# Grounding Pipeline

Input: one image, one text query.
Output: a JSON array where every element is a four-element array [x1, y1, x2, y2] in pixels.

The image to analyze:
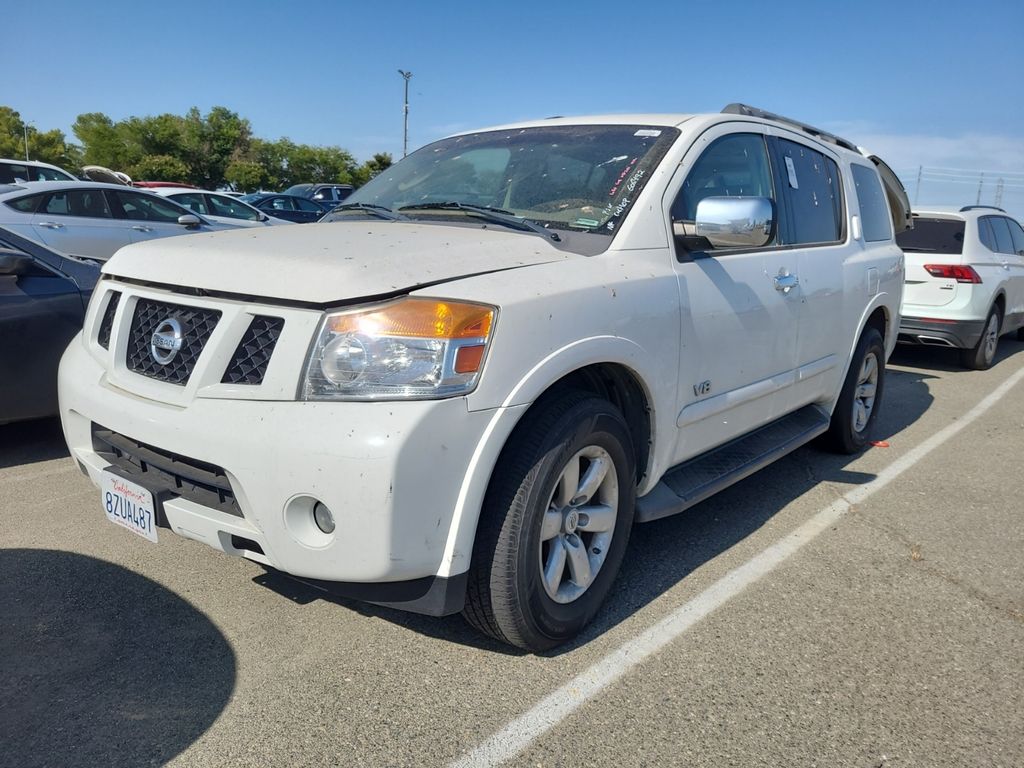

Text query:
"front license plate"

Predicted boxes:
[[100, 470, 158, 543]]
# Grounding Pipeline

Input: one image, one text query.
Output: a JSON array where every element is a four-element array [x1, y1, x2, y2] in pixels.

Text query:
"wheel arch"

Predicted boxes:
[[441, 339, 664, 579]]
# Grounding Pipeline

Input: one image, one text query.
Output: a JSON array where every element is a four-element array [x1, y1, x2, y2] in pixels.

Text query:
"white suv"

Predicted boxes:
[[897, 206, 1024, 369], [59, 105, 908, 651]]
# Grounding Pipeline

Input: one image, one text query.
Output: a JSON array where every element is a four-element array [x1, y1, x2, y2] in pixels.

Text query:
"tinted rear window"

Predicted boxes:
[[851, 164, 892, 242], [896, 217, 964, 254]]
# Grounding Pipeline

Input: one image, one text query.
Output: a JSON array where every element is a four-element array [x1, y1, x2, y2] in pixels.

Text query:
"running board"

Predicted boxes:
[[635, 405, 830, 523]]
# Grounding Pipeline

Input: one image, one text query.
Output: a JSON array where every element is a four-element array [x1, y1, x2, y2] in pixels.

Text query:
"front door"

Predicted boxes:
[[30, 188, 132, 260], [668, 126, 801, 463]]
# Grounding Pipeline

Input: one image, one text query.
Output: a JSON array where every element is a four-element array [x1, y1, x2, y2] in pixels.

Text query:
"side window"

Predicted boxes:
[[986, 216, 1014, 254], [776, 139, 842, 245], [33, 166, 73, 181], [112, 191, 188, 223], [851, 164, 892, 242], [6, 193, 45, 213], [171, 193, 209, 215], [208, 194, 259, 220], [670, 133, 775, 228], [1005, 218, 1024, 256], [269, 197, 291, 211], [977, 217, 997, 251], [2, 164, 32, 183], [43, 192, 70, 215], [294, 197, 322, 212]]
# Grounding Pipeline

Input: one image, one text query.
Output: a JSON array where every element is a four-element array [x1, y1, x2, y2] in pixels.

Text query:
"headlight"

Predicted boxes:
[[301, 297, 496, 400]]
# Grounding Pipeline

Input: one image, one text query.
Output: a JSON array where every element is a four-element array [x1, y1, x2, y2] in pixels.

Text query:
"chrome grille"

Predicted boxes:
[[126, 299, 221, 385]]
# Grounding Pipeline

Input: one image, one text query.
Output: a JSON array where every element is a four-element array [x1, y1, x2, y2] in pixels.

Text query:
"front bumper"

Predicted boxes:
[[59, 335, 503, 615], [898, 316, 985, 350]]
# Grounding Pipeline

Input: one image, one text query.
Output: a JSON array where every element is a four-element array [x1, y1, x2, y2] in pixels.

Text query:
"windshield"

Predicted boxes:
[[343, 124, 679, 235]]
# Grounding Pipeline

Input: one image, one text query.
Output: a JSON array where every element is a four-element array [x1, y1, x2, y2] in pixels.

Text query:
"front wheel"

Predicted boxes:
[[823, 327, 886, 454], [463, 391, 636, 652]]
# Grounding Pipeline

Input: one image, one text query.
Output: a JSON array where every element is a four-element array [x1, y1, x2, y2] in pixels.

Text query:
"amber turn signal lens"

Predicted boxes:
[[454, 344, 486, 374], [327, 298, 494, 339]]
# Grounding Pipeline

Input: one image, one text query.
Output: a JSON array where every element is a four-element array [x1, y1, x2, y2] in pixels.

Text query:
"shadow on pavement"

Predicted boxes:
[[253, 362, 941, 655], [0, 549, 236, 767], [890, 334, 1024, 373], [0, 417, 69, 470]]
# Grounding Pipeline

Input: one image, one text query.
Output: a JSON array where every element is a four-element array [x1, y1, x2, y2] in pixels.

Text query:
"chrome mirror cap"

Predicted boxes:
[[694, 196, 774, 249]]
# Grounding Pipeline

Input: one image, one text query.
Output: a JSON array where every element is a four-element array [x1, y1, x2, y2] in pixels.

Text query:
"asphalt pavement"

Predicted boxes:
[[1, 339, 1022, 768]]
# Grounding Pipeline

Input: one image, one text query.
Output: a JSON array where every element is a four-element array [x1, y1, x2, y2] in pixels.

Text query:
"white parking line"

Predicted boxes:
[[448, 362, 1024, 768]]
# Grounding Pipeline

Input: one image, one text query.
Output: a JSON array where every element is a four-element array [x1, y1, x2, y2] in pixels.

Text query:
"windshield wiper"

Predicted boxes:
[[398, 202, 561, 242], [323, 202, 407, 221]]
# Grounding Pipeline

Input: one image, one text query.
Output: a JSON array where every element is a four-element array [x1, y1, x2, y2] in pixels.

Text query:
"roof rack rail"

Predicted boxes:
[[959, 205, 1006, 213], [721, 103, 860, 153]]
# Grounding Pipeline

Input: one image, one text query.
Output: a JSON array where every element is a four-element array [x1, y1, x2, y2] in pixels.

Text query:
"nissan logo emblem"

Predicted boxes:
[[150, 317, 184, 365]]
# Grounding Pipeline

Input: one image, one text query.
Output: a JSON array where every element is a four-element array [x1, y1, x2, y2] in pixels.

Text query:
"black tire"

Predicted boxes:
[[960, 305, 1002, 370], [463, 390, 636, 652], [823, 327, 886, 455], [1017, 326, 1024, 342]]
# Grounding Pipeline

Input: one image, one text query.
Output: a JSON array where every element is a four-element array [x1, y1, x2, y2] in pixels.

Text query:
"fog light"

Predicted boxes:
[[313, 502, 336, 534]]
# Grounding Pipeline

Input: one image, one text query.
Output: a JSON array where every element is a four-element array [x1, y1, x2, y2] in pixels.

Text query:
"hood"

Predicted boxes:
[[102, 220, 572, 304]]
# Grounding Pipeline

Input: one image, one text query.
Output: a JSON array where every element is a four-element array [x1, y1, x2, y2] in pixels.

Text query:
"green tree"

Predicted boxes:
[[73, 112, 131, 169], [224, 159, 268, 192], [180, 106, 252, 188], [130, 154, 190, 182], [1, 106, 80, 170], [351, 152, 393, 186]]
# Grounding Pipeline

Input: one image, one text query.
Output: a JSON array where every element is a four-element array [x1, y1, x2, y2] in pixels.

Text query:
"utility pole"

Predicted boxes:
[[22, 121, 30, 161], [914, 165, 922, 206], [975, 171, 984, 206], [398, 70, 412, 158], [994, 177, 1004, 209]]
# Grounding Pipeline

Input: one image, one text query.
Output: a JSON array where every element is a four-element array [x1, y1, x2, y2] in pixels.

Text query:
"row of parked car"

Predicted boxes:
[[3, 106, 1024, 653], [0, 159, 357, 259]]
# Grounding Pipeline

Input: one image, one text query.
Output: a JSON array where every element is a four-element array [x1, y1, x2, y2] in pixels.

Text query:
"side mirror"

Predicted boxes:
[[0, 251, 35, 276], [178, 214, 202, 228], [694, 196, 774, 249]]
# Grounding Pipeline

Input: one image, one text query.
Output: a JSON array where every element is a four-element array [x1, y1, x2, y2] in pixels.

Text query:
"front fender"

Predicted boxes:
[[440, 336, 672, 578]]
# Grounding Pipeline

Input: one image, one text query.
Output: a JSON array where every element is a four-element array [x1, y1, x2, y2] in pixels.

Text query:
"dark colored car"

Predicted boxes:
[[283, 183, 354, 210], [239, 193, 330, 223], [0, 226, 100, 425]]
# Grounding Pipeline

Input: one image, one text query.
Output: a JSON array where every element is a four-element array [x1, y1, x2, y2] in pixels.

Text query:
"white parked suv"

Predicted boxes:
[[59, 105, 908, 651], [897, 206, 1024, 369]]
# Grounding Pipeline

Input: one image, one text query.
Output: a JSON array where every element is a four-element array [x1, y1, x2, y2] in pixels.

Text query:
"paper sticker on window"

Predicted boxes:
[[784, 156, 799, 189], [634, 129, 662, 137]]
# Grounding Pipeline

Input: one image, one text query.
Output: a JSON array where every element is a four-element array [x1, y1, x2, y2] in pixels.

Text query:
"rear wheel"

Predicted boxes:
[[960, 305, 1002, 370], [463, 391, 635, 652], [823, 327, 885, 454]]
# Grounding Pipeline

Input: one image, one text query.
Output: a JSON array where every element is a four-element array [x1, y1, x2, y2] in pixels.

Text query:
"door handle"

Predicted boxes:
[[773, 272, 799, 294], [131, 225, 153, 232], [38, 221, 64, 229]]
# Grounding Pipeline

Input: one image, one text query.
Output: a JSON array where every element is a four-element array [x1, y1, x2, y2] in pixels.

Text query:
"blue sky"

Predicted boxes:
[[8, 0, 1024, 214]]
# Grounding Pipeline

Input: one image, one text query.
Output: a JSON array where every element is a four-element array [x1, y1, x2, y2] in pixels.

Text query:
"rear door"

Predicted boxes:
[[293, 196, 325, 222], [996, 216, 1024, 328], [767, 132, 851, 409], [30, 188, 132, 259]]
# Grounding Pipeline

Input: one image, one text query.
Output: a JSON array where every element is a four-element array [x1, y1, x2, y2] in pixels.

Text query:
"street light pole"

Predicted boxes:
[[398, 69, 412, 158], [23, 122, 30, 161]]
